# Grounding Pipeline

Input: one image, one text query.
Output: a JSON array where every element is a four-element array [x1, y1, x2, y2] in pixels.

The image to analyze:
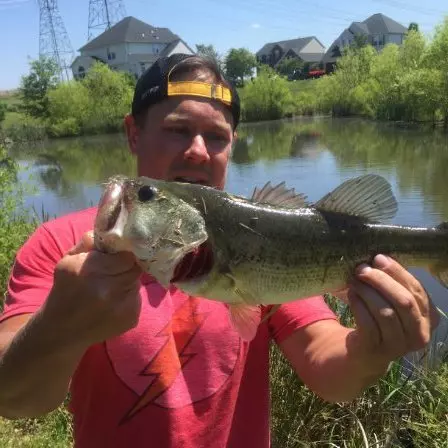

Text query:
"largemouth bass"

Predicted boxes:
[[94, 174, 448, 340]]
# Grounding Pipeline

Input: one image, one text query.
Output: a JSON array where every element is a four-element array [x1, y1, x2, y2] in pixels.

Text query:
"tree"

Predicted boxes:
[[399, 29, 426, 70], [224, 48, 257, 86], [408, 22, 419, 32], [19, 56, 60, 118], [196, 44, 223, 70], [275, 57, 304, 79], [350, 33, 369, 51], [424, 17, 448, 127]]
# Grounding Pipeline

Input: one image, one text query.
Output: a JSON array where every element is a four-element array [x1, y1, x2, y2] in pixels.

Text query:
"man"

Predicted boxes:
[[0, 54, 439, 447]]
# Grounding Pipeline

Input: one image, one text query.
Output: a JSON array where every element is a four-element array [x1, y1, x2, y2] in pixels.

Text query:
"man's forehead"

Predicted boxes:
[[162, 98, 234, 130]]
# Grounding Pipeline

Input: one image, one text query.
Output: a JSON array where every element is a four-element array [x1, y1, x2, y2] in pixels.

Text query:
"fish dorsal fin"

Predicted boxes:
[[314, 174, 398, 222], [251, 181, 308, 209]]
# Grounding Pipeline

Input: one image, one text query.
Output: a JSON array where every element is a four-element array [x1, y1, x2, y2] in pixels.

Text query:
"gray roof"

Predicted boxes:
[[256, 36, 324, 57], [363, 13, 408, 34], [79, 16, 179, 51], [350, 22, 369, 35]]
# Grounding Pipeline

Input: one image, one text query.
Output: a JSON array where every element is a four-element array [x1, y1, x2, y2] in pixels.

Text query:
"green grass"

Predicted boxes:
[[0, 408, 72, 448]]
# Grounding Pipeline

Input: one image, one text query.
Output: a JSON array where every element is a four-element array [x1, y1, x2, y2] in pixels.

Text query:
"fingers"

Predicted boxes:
[[347, 289, 381, 347], [83, 250, 140, 276], [350, 278, 407, 351], [372, 255, 430, 318], [62, 231, 141, 277], [353, 258, 432, 352], [68, 231, 95, 255]]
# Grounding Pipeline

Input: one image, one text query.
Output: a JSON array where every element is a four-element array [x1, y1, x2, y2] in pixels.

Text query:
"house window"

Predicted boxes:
[[78, 66, 85, 79], [107, 51, 116, 60], [373, 35, 383, 47]]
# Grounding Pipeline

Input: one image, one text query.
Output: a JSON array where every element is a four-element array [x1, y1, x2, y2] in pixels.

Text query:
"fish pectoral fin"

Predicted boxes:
[[314, 174, 398, 223], [228, 303, 261, 342], [260, 304, 281, 323], [250, 181, 309, 209]]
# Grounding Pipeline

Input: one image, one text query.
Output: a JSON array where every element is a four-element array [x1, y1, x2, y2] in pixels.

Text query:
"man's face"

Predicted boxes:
[[124, 95, 236, 190]]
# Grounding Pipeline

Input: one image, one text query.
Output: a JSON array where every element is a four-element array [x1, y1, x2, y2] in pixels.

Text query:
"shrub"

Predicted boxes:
[[240, 67, 294, 122]]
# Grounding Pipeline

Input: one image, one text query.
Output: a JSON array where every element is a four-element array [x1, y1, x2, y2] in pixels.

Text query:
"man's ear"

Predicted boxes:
[[124, 114, 139, 155]]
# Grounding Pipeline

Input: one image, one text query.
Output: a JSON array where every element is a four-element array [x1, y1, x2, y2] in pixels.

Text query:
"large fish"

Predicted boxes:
[[93, 174, 448, 340]]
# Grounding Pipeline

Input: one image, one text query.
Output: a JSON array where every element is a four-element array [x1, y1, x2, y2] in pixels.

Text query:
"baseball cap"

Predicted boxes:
[[131, 53, 240, 128]]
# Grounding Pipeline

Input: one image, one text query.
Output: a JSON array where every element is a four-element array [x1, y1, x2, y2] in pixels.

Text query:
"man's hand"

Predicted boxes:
[[279, 254, 440, 403], [346, 254, 440, 375], [41, 230, 143, 349], [0, 230, 143, 418]]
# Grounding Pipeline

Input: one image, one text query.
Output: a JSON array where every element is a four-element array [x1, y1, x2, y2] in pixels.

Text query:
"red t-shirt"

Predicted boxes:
[[1, 207, 337, 448]]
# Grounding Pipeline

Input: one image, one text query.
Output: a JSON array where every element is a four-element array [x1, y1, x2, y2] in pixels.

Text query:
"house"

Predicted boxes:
[[71, 16, 195, 80], [256, 36, 326, 73], [322, 13, 408, 73]]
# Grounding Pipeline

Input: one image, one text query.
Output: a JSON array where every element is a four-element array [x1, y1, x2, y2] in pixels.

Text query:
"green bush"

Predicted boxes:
[[3, 117, 47, 143], [48, 117, 82, 138], [0, 144, 36, 301], [46, 62, 133, 137], [240, 67, 294, 122]]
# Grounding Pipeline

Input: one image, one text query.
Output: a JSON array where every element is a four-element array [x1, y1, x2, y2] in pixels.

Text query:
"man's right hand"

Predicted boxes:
[[0, 231, 143, 418], [42, 231, 143, 349]]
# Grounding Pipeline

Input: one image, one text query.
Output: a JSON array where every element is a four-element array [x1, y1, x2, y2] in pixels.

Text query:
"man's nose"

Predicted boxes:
[[184, 135, 210, 164]]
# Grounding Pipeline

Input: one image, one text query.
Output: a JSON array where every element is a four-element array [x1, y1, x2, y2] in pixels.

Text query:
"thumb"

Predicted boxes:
[[67, 231, 95, 255]]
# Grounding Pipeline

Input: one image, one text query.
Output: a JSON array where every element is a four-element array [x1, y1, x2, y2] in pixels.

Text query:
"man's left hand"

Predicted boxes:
[[346, 254, 440, 374]]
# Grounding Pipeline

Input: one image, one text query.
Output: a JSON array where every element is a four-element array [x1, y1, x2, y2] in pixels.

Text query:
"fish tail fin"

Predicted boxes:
[[228, 304, 261, 341]]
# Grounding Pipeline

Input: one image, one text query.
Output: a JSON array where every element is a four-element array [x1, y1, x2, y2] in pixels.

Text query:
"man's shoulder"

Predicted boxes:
[[26, 206, 99, 256], [42, 206, 98, 234]]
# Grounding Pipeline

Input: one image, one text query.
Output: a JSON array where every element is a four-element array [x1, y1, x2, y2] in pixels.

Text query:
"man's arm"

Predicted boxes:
[[0, 311, 89, 419], [279, 255, 439, 403], [0, 232, 142, 419], [279, 320, 388, 403]]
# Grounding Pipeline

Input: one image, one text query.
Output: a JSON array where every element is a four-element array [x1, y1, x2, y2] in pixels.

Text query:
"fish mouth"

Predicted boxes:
[[172, 176, 209, 186], [94, 180, 131, 253], [96, 182, 124, 232]]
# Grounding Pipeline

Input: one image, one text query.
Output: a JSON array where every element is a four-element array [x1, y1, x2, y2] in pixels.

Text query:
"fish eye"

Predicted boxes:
[[138, 185, 156, 202]]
